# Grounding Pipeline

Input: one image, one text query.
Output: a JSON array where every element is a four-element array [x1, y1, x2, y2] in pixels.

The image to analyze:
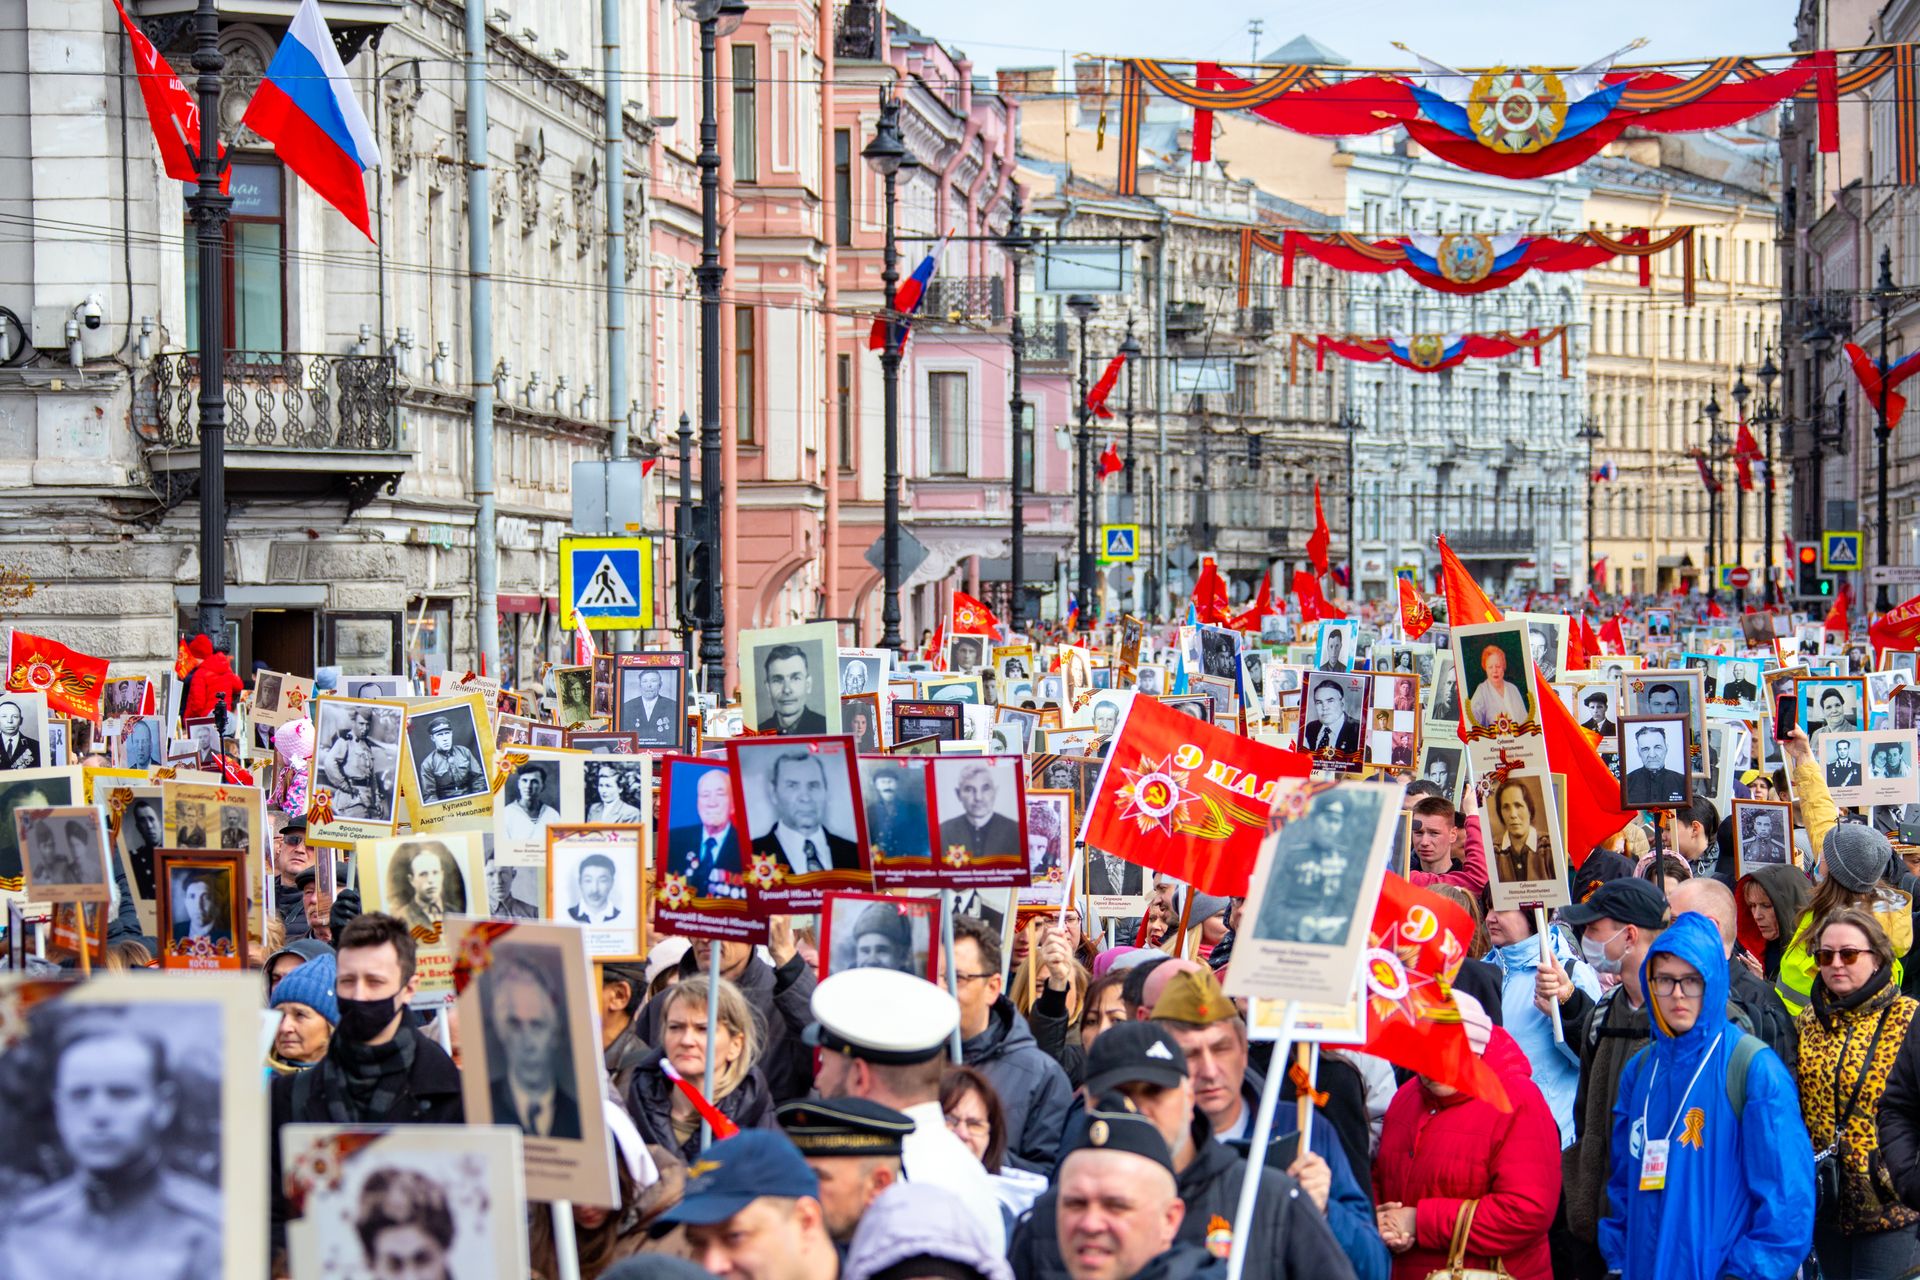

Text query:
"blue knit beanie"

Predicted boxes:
[[269, 951, 339, 1026]]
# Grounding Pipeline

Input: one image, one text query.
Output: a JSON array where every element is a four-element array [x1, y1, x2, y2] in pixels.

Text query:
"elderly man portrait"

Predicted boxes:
[[486, 954, 582, 1139], [750, 751, 859, 874], [938, 764, 1021, 861]]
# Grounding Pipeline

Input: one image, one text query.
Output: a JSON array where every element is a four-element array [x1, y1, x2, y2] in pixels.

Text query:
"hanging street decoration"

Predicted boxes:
[[1255, 226, 1696, 302], [1107, 42, 1920, 195], [1298, 327, 1571, 377], [1844, 342, 1920, 429]]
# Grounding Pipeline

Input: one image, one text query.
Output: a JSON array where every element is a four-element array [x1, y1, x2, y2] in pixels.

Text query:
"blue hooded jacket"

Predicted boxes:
[[1598, 912, 1814, 1280], [1490, 922, 1602, 1147]]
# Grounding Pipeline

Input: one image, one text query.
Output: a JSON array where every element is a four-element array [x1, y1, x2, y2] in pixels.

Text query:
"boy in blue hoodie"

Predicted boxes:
[[1599, 912, 1814, 1280]]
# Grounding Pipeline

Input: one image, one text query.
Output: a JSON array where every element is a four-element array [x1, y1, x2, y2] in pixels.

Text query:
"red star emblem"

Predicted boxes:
[[1114, 753, 1201, 837]]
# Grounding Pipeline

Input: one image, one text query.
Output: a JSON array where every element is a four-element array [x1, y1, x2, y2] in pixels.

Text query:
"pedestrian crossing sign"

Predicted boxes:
[[560, 535, 654, 630], [1100, 524, 1140, 563], [1821, 530, 1863, 573]]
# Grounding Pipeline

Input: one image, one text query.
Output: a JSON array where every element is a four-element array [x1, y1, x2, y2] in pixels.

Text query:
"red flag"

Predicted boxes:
[[1306, 482, 1331, 577], [1691, 449, 1722, 494], [1191, 558, 1231, 625], [1706, 598, 1726, 619], [951, 591, 1000, 636], [923, 621, 945, 666], [7, 631, 110, 721], [1565, 617, 1588, 673], [1579, 615, 1602, 666], [1437, 535, 1501, 626], [1360, 873, 1511, 1111], [1844, 341, 1920, 431], [1871, 591, 1920, 657], [1098, 442, 1125, 480], [660, 1058, 741, 1140], [110, 0, 228, 188], [641, 457, 659, 477], [1293, 570, 1346, 623], [1733, 418, 1762, 493], [1826, 582, 1853, 634], [1598, 615, 1625, 653], [1397, 578, 1434, 639], [1081, 695, 1312, 897], [1228, 573, 1277, 633], [573, 615, 597, 666], [1085, 351, 1129, 420], [1591, 555, 1608, 589]]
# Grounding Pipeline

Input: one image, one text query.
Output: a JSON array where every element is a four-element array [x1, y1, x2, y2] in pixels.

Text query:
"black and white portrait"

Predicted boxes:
[[1315, 621, 1357, 674], [16, 807, 110, 901], [582, 759, 646, 824], [313, 698, 404, 824], [555, 665, 594, 726], [548, 829, 642, 958], [478, 941, 584, 1140], [1486, 776, 1556, 886], [1575, 686, 1617, 740], [117, 789, 164, 908], [733, 739, 865, 876], [1136, 665, 1166, 696], [1086, 845, 1145, 899], [499, 760, 562, 840], [102, 676, 150, 720], [1800, 678, 1866, 739], [1023, 791, 1071, 891], [1824, 735, 1865, 789], [168, 864, 236, 948], [0, 693, 48, 772], [844, 696, 882, 752], [824, 893, 935, 978], [1735, 801, 1790, 869], [1199, 627, 1239, 680], [1249, 787, 1383, 947], [988, 719, 1028, 755], [347, 676, 405, 699], [947, 635, 986, 673], [1872, 740, 1912, 780], [1419, 744, 1463, 802], [617, 661, 684, 748], [1036, 675, 1064, 707], [931, 756, 1024, 865], [1299, 673, 1366, 761], [860, 757, 932, 864], [486, 860, 541, 920], [0, 770, 76, 886], [1619, 717, 1690, 808], [121, 715, 164, 769], [1521, 618, 1565, 682], [660, 758, 746, 902], [743, 623, 836, 736], [379, 838, 472, 932], [1428, 652, 1461, 722], [405, 705, 489, 807], [839, 649, 888, 696], [1717, 659, 1763, 708]]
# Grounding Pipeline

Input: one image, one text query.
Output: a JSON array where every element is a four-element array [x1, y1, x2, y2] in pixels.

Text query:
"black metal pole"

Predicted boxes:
[[1005, 189, 1026, 631], [1765, 409, 1778, 604], [1124, 318, 1137, 497], [1878, 247, 1897, 612], [880, 167, 904, 653], [190, 0, 231, 649], [1704, 473, 1716, 607], [1584, 430, 1596, 589], [1075, 308, 1094, 625], [1734, 449, 1747, 611], [695, 12, 727, 692], [1345, 419, 1355, 591], [678, 411, 695, 666]]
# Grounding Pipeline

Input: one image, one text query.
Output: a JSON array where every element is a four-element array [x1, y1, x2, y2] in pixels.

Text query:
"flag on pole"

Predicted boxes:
[[1690, 449, 1721, 494], [1086, 351, 1130, 419], [1590, 460, 1617, 483], [1293, 570, 1346, 623], [1098, 442, 1125, 480], [1228, 572, 1277, 633], [1598, 615, 1625, 653], [573, 616, 597, 667], [242, 0, 382, 239], [1397, 577, 1433, 638], [951, 591, 1000, 636], [1733, 418, 1763, 492], [1827, 582, 1853, 634], [868, 233, 950, 350], [1844, 341, 1920, 430], [7, 631, 110, 721], [1306, 482, 1331, 577], [1191, 559, 1230, 625], [110, 0, 228, 188], [1871, 591, 1920, 657]]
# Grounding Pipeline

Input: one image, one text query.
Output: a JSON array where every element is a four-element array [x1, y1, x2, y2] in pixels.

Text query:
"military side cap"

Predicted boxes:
[[1064, 1093, 1175, 1174], [1149, 967, 1238, 1026], [658, 1130, 819, 1225], [1083, 1021, 1188, 1096], [804, 968, 958, 1064], [776, 1097, 913, 1158], [430, 717, 451, 730]]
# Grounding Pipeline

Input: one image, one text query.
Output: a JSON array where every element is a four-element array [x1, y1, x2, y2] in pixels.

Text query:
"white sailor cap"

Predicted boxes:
[[803, 967, 959, 1064]]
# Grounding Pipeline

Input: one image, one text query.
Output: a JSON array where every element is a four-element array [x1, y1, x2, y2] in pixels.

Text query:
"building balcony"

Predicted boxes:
[[834, 0, 881, 60], [922, 277, 1006, 327], [142, 351, 410, 513], [1448, 529, 1534, 556], [1020, 320, 1070, 369], [1165, 301, 1207, 336]]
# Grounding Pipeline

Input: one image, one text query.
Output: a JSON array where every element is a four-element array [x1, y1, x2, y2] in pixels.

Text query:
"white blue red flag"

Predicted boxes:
[[868, 234, 949, 350], [242, 0, 381, 239]]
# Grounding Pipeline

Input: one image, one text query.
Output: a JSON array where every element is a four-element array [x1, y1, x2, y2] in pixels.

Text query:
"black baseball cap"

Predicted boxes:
[[1062, 1094, 1175, 1174], [1559, 877, 1669, 930], [1082, 1021, 1189, 1096]]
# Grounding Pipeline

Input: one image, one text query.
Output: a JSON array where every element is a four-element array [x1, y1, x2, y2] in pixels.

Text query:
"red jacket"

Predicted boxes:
[[1372, 1026, 1561, 1280], [183, 650, 243, 721]]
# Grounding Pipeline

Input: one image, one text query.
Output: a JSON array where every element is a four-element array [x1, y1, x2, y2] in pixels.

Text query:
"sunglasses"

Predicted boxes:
[[1815, 947, 1871, 967]]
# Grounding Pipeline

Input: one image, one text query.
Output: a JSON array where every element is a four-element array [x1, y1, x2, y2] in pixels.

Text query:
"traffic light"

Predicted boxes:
[[1797, 545, 1831, 599], [678, 507, 716, 625]]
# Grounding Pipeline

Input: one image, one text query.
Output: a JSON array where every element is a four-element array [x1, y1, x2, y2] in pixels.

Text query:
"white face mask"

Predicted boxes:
[[1581, 925, 1628, 976]]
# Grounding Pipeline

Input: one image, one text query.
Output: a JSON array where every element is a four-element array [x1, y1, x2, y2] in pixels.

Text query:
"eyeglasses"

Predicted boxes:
[[1647, 974, 1705, 997], [953, 971, 996, 984], [945, 1113, 990, 1137], [1815, 947, 1871, 968]]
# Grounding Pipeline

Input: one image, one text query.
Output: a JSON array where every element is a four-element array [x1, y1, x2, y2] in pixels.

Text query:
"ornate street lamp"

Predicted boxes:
[[864, 93, 915, 653]]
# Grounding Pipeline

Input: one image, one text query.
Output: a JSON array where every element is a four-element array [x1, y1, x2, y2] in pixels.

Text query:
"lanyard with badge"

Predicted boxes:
[[1636, 1032, 1722, 1191]]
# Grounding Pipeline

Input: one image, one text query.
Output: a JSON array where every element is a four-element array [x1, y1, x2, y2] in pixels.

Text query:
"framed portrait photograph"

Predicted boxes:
[[820, 890, 939, 980], [858, 755, 934, 880], [590, 654, 617, 718], [281, 1125, 528, 1280], [1732, 799, 1793, 877], [1510, 612, 1569, 683], [1416, 742, 1465, 805], [1313, 620, 1358, 674], [1035, 674, 1064, 707], [993, 644, 1036, 689], [360, 831, 485, 998], [0, 691, 51, 772], [987, 715, 1031, 755], [15, 805, 111, 903], [565, 731, 638, 754], [1572, 684, 1619, 747], [1020, 788, 1073, 906], [1826, 730, 1920, 808], [1427, 650, 1462, 723], [493, 750, 569, 867], [1134, 664, 1166, 697], [100, 674, 152, 722], [1038, 726, 1101, 757], [1451, 621, 1537, 738], [342, 675, 407, 700], [945, 633, 988, 674], [893, 699, 962, 746], [157, 846, 248, 969], [307, 696, 405, 841], [1710, 656, 1766, 715], [727, 736, 869, 911], [1196, 626, 1240, 681], [553, 663, 595, 727], [842, 693, 883, 752], [112, 783, 165, 931], [741, 620, 839, 735], [1618, 714, 1693, 810], [568, 753, 649, 826], [1623, 669, 1707, 774], [446, 919, 616, 1207], [1366, 674, 1421, 771], [837, 646, 891, 698], [1482, 772, 1570, 910], [116, 713, 166, 770], [546, 824, 646, 960], [1224, 779, 1399, 1005], [1161, 694, 1215, 725], [1189, 675, 1237, 723], [251, 671, 313, 730], [1800, 676, 1869, 741], [0, 971, 268, 1277], [923, 755, 1027, 888], [614, 651, 688, 749], [654, 754, 757, 942], [922, 674, 985, 707], [1297, 672, 1367, 770], [399, 694, 496, 828]]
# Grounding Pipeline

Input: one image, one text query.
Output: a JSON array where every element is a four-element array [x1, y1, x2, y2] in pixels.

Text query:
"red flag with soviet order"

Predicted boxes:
[[1081, 694, 1312, 897], [1871, 591, 1920, 657], [110, 0, 229, 188], [951, 591, 1000, 636], [1306, 482, 1331, 577], [7, 630, 110, 721], [1397, 578, 1433, 639], [1597, 615, 1626, 653], [1360, 873, 1511, 1111]]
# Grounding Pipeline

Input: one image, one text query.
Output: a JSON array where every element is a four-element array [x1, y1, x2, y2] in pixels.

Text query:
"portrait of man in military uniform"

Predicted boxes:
[[0, 1005, 222, 1280], [386, 838, 469, 931], [406, 709, 489, 807], [1250, 787, 1383, 948], [315, 700, 402, 822], [617, 662, 683, 748]]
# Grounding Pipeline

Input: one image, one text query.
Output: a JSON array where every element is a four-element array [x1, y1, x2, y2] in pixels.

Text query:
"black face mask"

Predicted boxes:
[[334, 993, 400, 1043]]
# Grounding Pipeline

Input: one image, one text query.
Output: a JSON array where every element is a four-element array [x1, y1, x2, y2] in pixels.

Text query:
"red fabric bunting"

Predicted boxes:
[[1307, 481, 1331, 577]]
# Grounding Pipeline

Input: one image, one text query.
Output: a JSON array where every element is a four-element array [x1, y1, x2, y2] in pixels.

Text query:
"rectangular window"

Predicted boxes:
[[734, 306, 756, 443], [731, 44, 757, 183], [928, 371, 969, 475], [183, 160, 285, 355], [834, 129, 853, 246], [836, 353, 854, 468]]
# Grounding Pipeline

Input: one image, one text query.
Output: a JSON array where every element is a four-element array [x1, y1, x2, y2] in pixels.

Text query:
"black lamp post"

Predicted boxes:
[[1730, 368, 1751, 609], [1001, 186, 1031, 629], [677, 411, 696, 664], [1068, 293, 1100, 626], [1702, 391, 1724, 600], [1805, 314, 1835, 543], [188, 0, 232, 650], [1873, 245, 1901, 610], [1757, 352, 1780, 604], [864, 93, 915, 654], [1575, 414, 1602, 593], [1119, 321, 1142, 502], [1337, 406, 1362, 589], [678, 0, 747, 692]]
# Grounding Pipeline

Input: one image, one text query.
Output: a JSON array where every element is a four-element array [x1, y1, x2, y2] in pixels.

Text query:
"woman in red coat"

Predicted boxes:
[[1371, 1025, 1561, 1280], [182, 634, 243, 724]]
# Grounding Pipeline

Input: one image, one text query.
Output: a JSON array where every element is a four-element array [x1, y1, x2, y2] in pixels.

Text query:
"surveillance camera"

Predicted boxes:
[[78, 293, 104, 331]]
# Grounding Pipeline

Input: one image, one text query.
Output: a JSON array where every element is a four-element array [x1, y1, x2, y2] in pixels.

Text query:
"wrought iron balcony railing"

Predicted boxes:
[[1020, 320, 1070, 364], [148, 351, 401, 451], [923, 277, 1006, 326]]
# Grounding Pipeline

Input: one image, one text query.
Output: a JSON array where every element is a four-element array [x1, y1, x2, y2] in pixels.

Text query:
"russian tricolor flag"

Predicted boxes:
[[868, 234, 949, 350], [242, 0, 381, 240]]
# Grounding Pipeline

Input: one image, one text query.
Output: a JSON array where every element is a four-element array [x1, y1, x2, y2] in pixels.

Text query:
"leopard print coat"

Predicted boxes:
[[1798, 978, 1920, 1234]]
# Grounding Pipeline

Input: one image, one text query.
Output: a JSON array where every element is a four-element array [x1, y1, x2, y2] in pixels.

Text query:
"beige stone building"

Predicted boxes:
[[1582, 133, 1784, 599]]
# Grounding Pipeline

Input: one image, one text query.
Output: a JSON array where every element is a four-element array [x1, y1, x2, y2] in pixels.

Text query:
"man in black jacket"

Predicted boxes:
[[269, 913, 463, 1258], [1874, 1012, 1920, 1206], [1009, 1025, 1356, 1280], [636, 921, 817, 1103], [952, 916, 1073, 1172]]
